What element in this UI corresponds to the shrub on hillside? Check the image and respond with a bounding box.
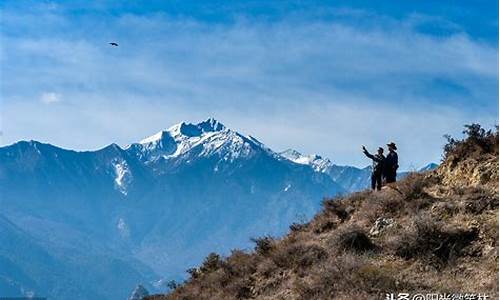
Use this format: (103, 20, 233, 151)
(290, 222, 309, 232)
(251, 235, 275, 256)
(225, 277, 253, 299)
(313, 217, 337, 234)
(334, 226, 377, 253)
(323, 197, 350, 222)
(186, 267, 200, 279)
(396, 173, 430, 200)
(394, 215, 478, 266)
(222, 249, 256, 277)
(271, 242, 328, 270)
(186, 252, 224, 280)
(199, 252, 223, 274)
(295, 254, 405, 298)
(443, 124, 498, 162)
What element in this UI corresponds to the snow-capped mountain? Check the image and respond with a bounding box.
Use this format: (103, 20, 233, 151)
(0, 119, 343, 300)
(130, 118, 244, 162)
(419, 162, 439, 172)
(280, 149, 332, 173)
(129, 118, 273, 168)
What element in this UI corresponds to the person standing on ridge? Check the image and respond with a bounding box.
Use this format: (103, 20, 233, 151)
(384, 142, 399, 184)
(362, 145, 385, 191)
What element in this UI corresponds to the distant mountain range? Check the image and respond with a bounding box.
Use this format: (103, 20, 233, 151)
(280, 148, 438, 192)
(0, 118, 437, 299)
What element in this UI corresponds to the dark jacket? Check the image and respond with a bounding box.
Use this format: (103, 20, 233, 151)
(363, 150, 385, 174)
(384, 151, 398, 177)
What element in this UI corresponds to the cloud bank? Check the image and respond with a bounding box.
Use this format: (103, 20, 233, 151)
(1, 4, 498, 169)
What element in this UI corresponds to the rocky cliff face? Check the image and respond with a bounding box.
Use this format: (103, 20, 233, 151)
(437, 154, 498, 193)
(146, 125, 498, 300)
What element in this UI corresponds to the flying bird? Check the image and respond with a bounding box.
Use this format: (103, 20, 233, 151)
(109, 42, 118, 47)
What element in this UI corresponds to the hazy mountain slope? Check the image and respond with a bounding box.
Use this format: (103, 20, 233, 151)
(0, 213, 155, 300)
(326, 165, 372, 193)
(149, 125, 498, 300)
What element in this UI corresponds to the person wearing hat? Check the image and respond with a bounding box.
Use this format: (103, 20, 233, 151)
(362, 145, 385, 191)
(384, 142, 399, 183)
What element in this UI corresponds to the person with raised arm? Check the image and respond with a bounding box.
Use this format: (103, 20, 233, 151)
(362, 145, 385, 191)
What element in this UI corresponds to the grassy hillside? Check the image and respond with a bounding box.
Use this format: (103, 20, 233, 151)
(147, 124, 498, 300)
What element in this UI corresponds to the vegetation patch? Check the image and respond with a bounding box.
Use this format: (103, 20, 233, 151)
(394, 216, 478, 266)
(334, 226, 377, 254)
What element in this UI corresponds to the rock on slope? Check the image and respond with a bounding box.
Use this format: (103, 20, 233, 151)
(146, 125, 498, 300)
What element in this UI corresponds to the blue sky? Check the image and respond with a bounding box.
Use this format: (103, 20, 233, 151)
(1, 0, 498, 169)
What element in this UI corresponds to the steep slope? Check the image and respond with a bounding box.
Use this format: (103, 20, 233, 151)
(148, 125, 498, 300)
(0, 119, 344, 299)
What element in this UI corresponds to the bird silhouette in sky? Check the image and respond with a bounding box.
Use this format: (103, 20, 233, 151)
(109, 42, 118, 47)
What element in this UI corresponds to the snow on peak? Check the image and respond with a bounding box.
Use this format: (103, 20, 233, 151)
(197, 118, 226, 132)
(280, 149, 303, 161)
(167, 118, 225, 137)
(132, 119, 266, 163)
(140, 118, 226, 144)
(139, 131, 168, 144)
(280, 149, 332, 172)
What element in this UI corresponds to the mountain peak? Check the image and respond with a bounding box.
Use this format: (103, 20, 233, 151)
(197, 118, 226, 133)
(167, 118, 226, 138)
(280, 149, 302, 159)
(139, 130, 171, 144)
(133, 118, 258, 162)
(280, 149, 332, 172)
(419, 162, 439, 172)
(139, 118, 226, 145)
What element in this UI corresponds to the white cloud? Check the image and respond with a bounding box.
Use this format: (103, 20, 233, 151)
(1, 7, 497, 170)
(40, 92, 61, 104)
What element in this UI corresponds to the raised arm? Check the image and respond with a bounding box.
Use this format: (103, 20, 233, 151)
(363, 147, 384, 163)
(363, 149, 375, 160)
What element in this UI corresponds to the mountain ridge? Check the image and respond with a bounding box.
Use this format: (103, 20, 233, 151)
(3, 118, 436, 194)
